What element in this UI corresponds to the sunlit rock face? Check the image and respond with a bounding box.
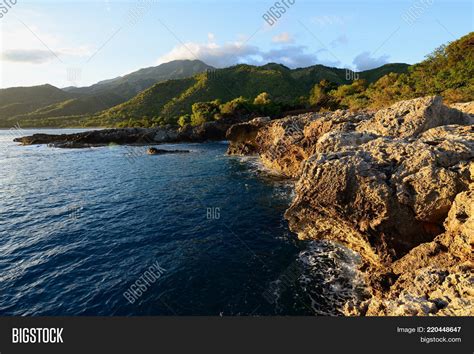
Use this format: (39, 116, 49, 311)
(227, 96, 474, 316)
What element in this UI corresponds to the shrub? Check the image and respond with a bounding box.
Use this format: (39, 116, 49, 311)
(178, 114, 191, 127)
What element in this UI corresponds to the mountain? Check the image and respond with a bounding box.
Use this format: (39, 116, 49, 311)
(0, 84, 73, 121)
(94, 63, 409, 126)
(63, 60, 214, 100)
(0, 60, 214, 128)
(0, 60, 409, 128)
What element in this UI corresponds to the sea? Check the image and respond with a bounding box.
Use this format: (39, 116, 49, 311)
(0, 129, 366, 316)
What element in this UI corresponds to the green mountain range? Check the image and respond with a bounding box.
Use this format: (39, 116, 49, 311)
(0, 60, 213, 128)
(91, 62, 409, 127)
(2, 32, 472, 129)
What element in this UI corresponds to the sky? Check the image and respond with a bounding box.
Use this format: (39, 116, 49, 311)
(0, 0, 472, 88)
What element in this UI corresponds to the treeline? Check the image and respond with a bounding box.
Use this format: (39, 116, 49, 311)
(115, 92, 305, 128)
(309, 31, 473, 111)
(117, 32, 473, 128)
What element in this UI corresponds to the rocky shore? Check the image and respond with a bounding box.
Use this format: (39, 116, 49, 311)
(227, 96, 473, 316)
(13, 118, 238, 148)
(13, 95, 473, 316)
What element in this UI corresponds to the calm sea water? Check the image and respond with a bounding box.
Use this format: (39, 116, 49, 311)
(0, 129, 365, 316)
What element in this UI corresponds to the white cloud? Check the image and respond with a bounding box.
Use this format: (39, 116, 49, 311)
(157, 36, 339, 69)
(272, 32, 293, 43)
(157, 40, 260, 68)
(1, 49, 57, 64)
(352, 51, 390, 71)
(207, 33, 216, 42)
(0, 23, 93, 65)
(0, 18, 95, 87)
(1, 47, 92, 64)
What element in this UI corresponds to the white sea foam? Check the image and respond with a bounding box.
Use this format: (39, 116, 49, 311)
(269, 240, 369, 316)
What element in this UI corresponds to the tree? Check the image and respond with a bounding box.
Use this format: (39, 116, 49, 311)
(330, 79, 369, 110)
(220, 97, 254, 117)
(309, 80, 338, 110)
(253, 92, 272, 105)
(190, 100, 221, 126)
(366, 73, 414, 108)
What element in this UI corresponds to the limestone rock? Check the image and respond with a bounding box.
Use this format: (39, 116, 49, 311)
(286, 130, 473, 266)
(365, 187, 474, 316)
(450, 101, 474, 115)
(255, 114, 316, 178)
(357, 96, 471, 138)
(225, 117, 271, 155)
(225, 95, 474, 316)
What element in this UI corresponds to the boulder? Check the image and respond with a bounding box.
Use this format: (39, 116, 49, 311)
(357, 96, 472, 138)
(147, 147, 190, 155)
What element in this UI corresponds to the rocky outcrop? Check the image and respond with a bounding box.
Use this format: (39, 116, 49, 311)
(14, 118, 242, 148)
(357, 96, 472, 138)
(254, 115, 312, 178)
(146, 147, 190, 155)
(226, 117, 271, 155)
(364, 184, 473, 316)
(229, 110, 375, 178)
(450, 101, 474, 115)
(227, 96, 474, 316)
(15, 128, 159, 147)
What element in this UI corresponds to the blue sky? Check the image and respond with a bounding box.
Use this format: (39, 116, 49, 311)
(0, 0, 472, 88)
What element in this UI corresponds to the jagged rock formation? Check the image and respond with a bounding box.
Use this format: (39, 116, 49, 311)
(226, 117, 271, 155)
(14, 118, 241, 148)
(357, 96, 470, 138)
(365, 183, 473, 316)
(227, 96, 474, 316)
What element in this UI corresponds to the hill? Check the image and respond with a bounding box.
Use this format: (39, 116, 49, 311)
(0, 60, 214, 128)
(0, 84, 73, 121)
(63, 59, 214, 100)
(92, 63, 409, 127)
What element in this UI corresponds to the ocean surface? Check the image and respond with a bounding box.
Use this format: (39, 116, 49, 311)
(0, 129, 365, 316)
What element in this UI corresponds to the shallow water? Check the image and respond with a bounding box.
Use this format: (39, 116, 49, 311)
(0, 129, 364, 316)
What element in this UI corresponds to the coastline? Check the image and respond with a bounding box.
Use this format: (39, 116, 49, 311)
(225, 96, 474, 316)
(11, 96, 474, 316)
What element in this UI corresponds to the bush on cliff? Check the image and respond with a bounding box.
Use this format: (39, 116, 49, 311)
(366, 32, 474, 107)
(178, 114, 192, 127)
(219, 96, 255, 117)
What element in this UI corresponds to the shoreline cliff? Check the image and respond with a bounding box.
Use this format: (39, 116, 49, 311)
(226, 96, 473, 316)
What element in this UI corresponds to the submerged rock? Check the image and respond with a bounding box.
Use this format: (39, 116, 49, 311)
(147, 147, 190, 155)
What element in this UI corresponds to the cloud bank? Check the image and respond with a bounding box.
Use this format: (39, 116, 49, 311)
(157, 34, 340, 69)
(2, 49, 57, 64)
